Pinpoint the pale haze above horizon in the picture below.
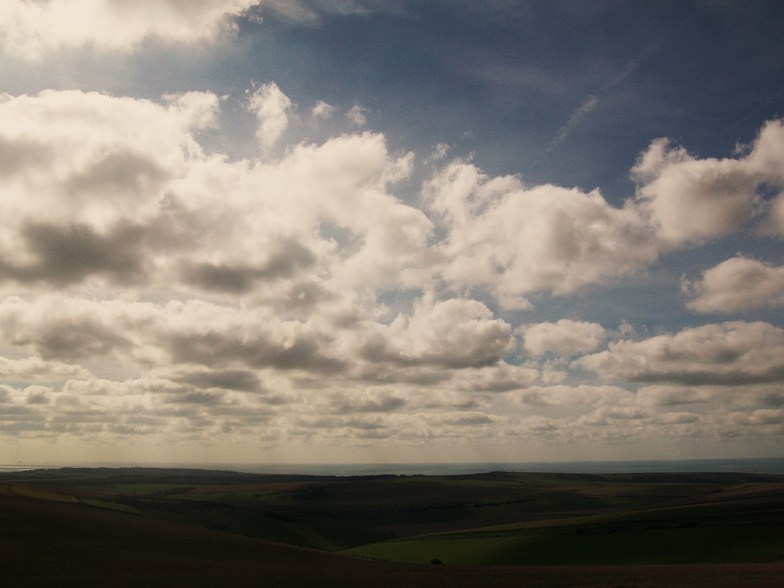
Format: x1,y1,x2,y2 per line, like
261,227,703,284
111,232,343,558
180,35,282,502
1,0,784,466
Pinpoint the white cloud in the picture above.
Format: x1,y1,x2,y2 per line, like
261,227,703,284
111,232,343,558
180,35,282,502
0,90,216,223
0,89,220,288
684,256,784,313
520,319,606,356
577,406,649,427
346,104,368,126
577,321,784,386
358,295,514,369
451,362,539,393
426,143,450,163
0,88,432,300
246,82,294,153
759,191,784,237
746,119,784,185
519,384,630,407
311,100,336,120
633,119,784,246
0,0,260,59
730,409,784,427
0,356,91,382
424,160,657,303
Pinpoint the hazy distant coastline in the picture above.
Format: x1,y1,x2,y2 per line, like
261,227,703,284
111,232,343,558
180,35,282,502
3,457,784,476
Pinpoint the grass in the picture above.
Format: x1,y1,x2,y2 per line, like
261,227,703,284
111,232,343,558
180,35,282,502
79,498,141,515
344,523,784,565
0,482,76,503
4,468,784,565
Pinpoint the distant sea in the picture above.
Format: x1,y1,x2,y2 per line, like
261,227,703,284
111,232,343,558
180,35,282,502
2,458,784,476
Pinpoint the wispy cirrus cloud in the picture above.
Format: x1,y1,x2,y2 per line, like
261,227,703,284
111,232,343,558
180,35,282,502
546,94,599,152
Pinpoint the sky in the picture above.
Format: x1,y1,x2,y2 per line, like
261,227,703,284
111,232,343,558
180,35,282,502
1,0,784,466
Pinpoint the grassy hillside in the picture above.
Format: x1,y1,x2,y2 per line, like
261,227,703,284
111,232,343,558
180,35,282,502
3,468,784,567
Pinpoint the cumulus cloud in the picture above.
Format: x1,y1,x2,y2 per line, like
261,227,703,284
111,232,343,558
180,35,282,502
577,321,784,386
358,295,514,369
424,161,657,304
451,362,539,393
329,391,406,414
0,356,91,382
0,88,432,301
577,406,650,427
311,100,336,120
0,296,136,361
759,192,784,236
636,385,714,407
519,385,630,407
246,82,294,152
0,0,260,59
0,89,220,289
520,319,606,356
684,256,784,313
171,368,264,393
633,119,784,246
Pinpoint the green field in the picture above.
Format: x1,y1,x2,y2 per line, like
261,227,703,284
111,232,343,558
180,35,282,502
344,515,784,565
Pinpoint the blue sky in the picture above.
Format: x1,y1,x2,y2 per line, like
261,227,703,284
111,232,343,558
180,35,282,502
1,1,783,466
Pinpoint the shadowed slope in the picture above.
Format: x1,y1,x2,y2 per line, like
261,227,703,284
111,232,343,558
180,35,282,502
2,489,783,587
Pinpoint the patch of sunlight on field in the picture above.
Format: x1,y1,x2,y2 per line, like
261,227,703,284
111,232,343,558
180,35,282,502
345,524,784,565
79,498,141,514
2,483,76,503
345,536,531,565
87,484,196,496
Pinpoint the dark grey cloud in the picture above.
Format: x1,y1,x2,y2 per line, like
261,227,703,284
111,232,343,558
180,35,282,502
180,238,316,293
166,390,227,405
2,315,131,362
0,136,53,175
181,263,261,293
164,330,346,374
629,367,784,387
445,414,493,426
296,415,387,431
330,393,406,413
277,281,334,312
173,369,263,393
1,221,147,286
462,374,534,393
762,392,784,407
352,365,451,386
25,390,49,404
64,148,168,197
0,413,47,434
258,238,317,279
